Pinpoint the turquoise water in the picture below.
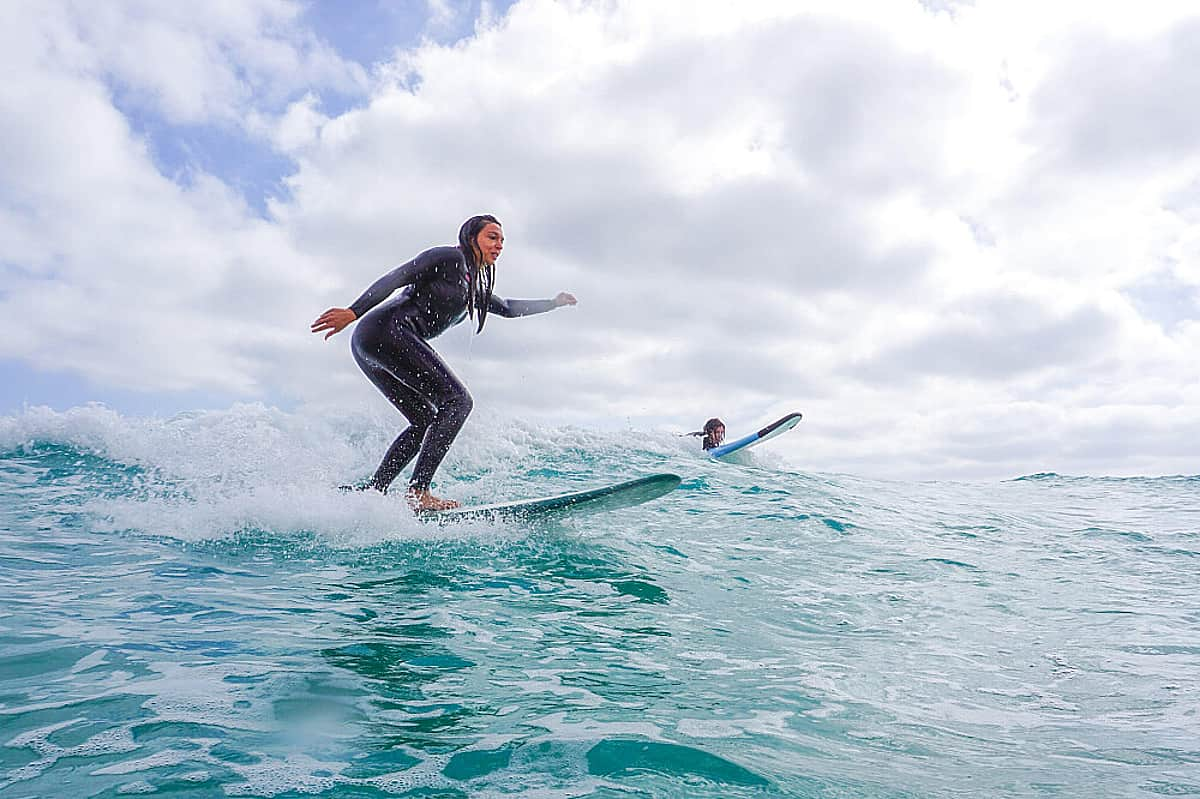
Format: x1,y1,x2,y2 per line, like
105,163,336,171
1,404,1197,798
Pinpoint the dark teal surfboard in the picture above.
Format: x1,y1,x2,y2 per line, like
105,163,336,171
425,473,681,522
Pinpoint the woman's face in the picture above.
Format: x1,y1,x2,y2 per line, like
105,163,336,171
474,223,504,265
711,425,725,444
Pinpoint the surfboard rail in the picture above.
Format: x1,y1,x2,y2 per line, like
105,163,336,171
425,473,682,522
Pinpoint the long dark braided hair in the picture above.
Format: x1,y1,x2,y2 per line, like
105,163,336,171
458,214,500,334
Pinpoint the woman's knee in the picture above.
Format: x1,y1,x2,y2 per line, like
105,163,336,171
407,403,436,429
438,387,473,424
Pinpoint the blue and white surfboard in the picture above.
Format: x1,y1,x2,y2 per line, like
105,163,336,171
708,412,803,460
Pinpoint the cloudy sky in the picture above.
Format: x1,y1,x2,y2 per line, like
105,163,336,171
2,0,1198,479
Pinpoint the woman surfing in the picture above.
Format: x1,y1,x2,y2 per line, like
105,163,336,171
311,215,576,511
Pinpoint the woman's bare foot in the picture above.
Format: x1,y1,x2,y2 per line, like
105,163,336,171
405,489,460,512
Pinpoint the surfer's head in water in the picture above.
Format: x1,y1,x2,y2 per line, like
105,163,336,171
696,418,725,450
458,214,502,333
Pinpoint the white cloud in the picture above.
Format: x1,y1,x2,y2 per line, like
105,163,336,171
423,0,462,36
0,1,343,393
58,0,367,126
2,0,1198,478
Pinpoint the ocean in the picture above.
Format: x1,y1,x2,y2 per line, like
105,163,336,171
0,403,1196,798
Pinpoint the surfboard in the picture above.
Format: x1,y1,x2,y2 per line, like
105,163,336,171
707,412,802,460
424,473,682,522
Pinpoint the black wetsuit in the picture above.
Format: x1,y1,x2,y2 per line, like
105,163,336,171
348,246,557,493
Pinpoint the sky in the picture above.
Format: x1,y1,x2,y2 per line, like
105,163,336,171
2,0,1198,479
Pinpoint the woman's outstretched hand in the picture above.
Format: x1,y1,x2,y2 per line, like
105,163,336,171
311,308,357,339
554,292,577,307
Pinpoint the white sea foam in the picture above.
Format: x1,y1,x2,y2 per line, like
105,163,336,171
0,402,725,545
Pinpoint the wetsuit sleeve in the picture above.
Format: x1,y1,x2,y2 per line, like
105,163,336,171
487,295,557,318
347,250,439,318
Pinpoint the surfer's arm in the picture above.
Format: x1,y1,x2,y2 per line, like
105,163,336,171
312,249,445,339
348,249,442,318
488,291,577,318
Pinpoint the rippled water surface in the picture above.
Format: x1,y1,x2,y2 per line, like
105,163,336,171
1,405,1197,797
